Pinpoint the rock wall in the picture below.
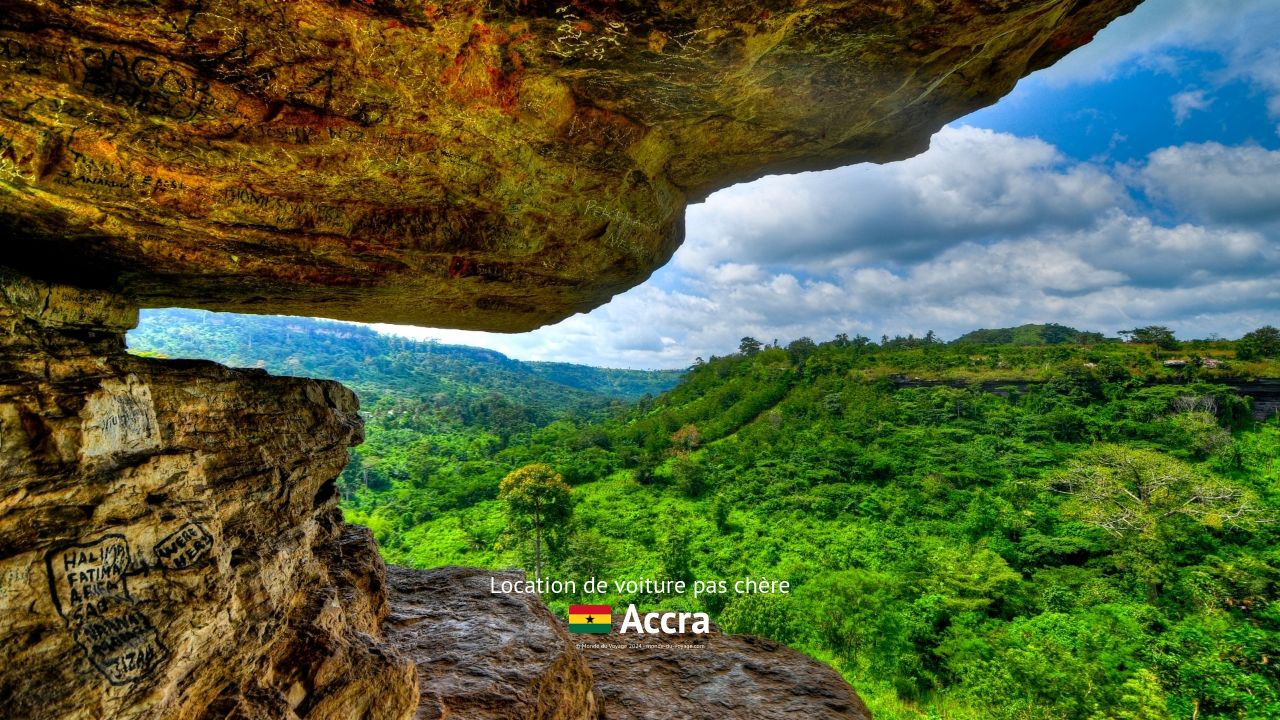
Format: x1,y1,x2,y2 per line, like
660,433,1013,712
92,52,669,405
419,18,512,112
0,0,1141,330
0,268,418,719
1229,379,1280,422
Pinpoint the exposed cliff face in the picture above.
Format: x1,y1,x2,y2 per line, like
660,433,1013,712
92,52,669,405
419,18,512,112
0,0,1139,330
1229,379,1280,422
0,269,417,719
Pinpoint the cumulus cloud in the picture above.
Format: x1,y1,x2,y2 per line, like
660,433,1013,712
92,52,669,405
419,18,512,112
1170,90,1213,124
1040,1,1279,83
679,126,1122,271
1137,142,1280,225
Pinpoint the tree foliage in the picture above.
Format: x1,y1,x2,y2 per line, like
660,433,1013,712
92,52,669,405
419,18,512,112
498,464,572,582
1120,326,1180,350
131,311,1280,720
1052,445,1261,538
1238,325,1280,360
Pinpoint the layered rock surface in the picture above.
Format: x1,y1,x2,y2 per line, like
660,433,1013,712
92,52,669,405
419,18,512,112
0,269,418,719
0,0,1139,330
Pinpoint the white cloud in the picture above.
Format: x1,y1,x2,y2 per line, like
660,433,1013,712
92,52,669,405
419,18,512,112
679,126,1123,271
1038,1,1280,83
1041,0,1280,121
1170,89,1213,124
373,130,1280,369
1137,142,1280,224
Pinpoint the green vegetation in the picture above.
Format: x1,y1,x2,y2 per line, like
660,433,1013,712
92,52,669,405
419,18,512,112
1121,325,1182,351
342,331,1280,720
953,323,1105,346
128,309,683,495
499,463,573,582
129,309,681,406
1238,327,1280,361
131,313,1280,719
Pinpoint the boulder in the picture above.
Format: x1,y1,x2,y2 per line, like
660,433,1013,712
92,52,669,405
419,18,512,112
381,566,872,720
384,566,597,720
582,631,870,720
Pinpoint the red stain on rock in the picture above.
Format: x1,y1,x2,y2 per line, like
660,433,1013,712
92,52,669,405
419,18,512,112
448,255,474,278
440,23,529,114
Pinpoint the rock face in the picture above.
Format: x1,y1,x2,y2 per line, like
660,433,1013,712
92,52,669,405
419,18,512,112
381,565,869,720
0,268,417,719
1229,379,1280,422
0,0,1139,330
384,566,598,720
582,632,871,720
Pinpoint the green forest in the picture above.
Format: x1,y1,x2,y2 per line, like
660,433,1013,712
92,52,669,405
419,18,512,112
130,314,1280,720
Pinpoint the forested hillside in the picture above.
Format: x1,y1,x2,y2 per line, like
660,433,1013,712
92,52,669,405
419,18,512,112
131,313,1280,719
340,329,1280,720
952,323,1106,346
127,309,685,497
130,309,682,406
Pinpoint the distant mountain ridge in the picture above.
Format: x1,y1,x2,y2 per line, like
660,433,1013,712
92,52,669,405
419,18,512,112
128,309,684,411
952,323,1107,346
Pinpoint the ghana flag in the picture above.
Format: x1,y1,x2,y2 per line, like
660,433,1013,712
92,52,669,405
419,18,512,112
568,605,612,634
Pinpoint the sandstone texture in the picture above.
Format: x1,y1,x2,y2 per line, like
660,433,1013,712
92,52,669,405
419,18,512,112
582,632,870,720
0,0,1139,330
0,268,418,719
384,566,598,720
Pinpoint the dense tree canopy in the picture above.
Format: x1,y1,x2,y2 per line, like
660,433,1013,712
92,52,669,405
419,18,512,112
129,313,1280,720
338,333,1280,720
1238,326,1280,360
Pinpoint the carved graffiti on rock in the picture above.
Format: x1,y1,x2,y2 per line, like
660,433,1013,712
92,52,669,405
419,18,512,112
79,375,160,459
44,521,215,684
45,535,167,685
70,609,167,686
153,522,214,571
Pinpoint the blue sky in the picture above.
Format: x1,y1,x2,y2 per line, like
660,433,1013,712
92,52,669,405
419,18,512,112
373,0,1280,369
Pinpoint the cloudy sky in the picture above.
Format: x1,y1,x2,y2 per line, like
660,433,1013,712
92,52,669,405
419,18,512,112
375,0,1280,369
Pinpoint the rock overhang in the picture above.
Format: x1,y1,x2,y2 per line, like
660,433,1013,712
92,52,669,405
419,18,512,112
0,0,1141,331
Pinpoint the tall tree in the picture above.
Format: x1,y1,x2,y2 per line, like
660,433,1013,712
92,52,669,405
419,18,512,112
499,464,572,583
1119,326,1180,350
